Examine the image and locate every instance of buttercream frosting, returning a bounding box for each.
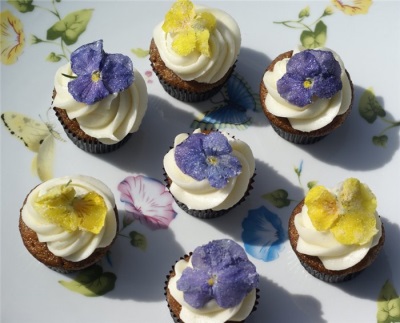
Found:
[263,46,352,132]
[21,175,117,262]
[53,63,148,145]
[163,129,255,211]
[169,257,257,322]
[294,185,382,271]
[153,6,241,84]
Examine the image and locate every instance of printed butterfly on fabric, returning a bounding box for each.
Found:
[1,111,64,181]
[191,73,259,130]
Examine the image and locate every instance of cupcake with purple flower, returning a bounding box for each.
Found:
[260,46,353,144]
[163,129,255,218]
[165,239,260,322]
[53,40,148,153]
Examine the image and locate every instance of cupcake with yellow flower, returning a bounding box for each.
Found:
[288,178,385,283]
[149,0,241,102]
[19,175,118,273]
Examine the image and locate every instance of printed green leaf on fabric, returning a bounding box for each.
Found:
[262,189,291,208]
[59,265,116,297]
[300,21,327,49]
[7,0,34,13]
[359,87,385,124]
[377,280,400,323]
[46,52,62,62]
[47,9,93,45]
[130,230,147,251]
[131,48,149,58]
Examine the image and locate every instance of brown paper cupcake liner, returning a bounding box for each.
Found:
[164,172,255,219]
[54,107,132,153]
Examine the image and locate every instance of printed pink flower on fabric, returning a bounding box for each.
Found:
[118,175,177,230]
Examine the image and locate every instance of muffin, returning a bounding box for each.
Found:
[260,47,353,144]
[149,0,241,102]
[19,175,118,273]
[165,239,259,322]
[288,178,385,283]
[53,39,148,153]
[163,129,255,219]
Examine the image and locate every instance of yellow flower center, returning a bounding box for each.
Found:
[91,70,101,82]
[207,156,219,165]
[303,79,313,89]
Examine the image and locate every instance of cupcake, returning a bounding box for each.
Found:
[165,239,259,322]
[149,0,241,102]
[53,39,148,153]
[260,47,353,144]
[288,178,385,283]
[163,129,255,219]
[19,175,118,273]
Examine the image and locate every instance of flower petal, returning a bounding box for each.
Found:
[286,50,321,79]
[70,40,103,75]
[68,74,110,105]
[241,206,286,262]
[117,175,177,230]
[277,74,313,107]
[101,53,134,93]
[203,132,232,156]
[175,133,208,181]
[177,267,213,309]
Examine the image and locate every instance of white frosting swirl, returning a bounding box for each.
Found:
[294,191,382,271]
[153,6,241,83]
[163,129,255,211]
[263,47,352,132]
[21,175,117,262]
[53,63,148,145]
[169,258,256,322]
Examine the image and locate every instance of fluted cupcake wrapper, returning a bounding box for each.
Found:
[164,172,256,219]
[54,107,132,154]
[164,254,260,323]
[298,260,362,283]
[149,56,236,103]
[157,76,225,103]
[269,122,326,144]
[62,127,132,154]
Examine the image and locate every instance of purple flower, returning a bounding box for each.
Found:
[174,132,242,189]
[177,239,259,309]
[68,40,134,105]
[277,50,342,107]
[117,175,177,230]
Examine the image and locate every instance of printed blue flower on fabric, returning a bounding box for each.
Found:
[242,206,286,262]
[177,239,259,309]
[174,132,242,189]
[277,50,342,107]
[68,40,134,105]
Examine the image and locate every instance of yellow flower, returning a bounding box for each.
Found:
[162,0,216,57]
[331,0,372,15]
[0,10,25,65]
[306,178,378,246]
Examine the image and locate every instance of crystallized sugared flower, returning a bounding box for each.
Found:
[162,0,216,57]
[277,49,342,107]
[177,239,259,309]
[174,132,242,189]
[34,182,107,234]
[68,40,134,105]
[305,178,378,245]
